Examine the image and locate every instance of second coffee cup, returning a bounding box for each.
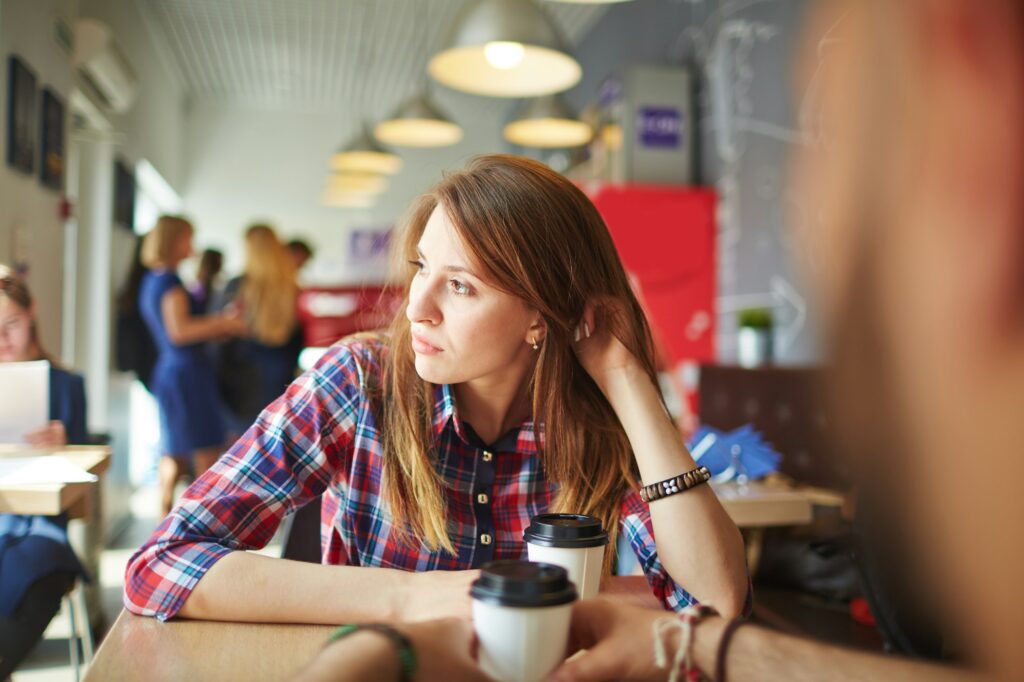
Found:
[523,513,609,600]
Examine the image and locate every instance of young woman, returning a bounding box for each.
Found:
[0,266,88,678]
[125,156,747,624]
[217,224,300,432]
[138,216,247,516]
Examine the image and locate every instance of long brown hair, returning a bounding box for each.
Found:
[381,154,660,572]
[0,264,55,363]
[240,224,298,346]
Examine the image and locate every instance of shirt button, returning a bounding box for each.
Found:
[480,533,493,545]
[477,493,489,504]
[482,451,493,462]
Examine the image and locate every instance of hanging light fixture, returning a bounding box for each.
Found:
[321,186,377,209]
[503,94,592,148]
[428,0,581,98]
[546,0,634,3]
[375,94,463,147]
[325,172,389,195]
[331,126,404,175]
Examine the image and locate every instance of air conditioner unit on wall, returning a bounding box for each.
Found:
[73,18,138,114]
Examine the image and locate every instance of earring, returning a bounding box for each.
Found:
[531,337,539,351]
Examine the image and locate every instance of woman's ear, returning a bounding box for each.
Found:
[525,314,547,345]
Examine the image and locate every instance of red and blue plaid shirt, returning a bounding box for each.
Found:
[124,336,698,620]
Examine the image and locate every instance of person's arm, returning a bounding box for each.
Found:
[575,302,748,618]
[547,600,984,682]
[160,286,244,345]
[291,618,493,682]
[123,342,478,624]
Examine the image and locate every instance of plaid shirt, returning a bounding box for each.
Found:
[124,336,698,620]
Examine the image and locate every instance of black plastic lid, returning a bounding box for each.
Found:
[523,513,610,549]
[470,561,577,608]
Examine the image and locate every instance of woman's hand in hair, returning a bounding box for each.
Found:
[573,297,645,392]
[401,569,480,621]
[24,420,68,448]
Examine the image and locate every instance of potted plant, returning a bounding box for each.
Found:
[737,307,774,368]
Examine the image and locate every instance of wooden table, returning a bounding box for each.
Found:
[86,576,658,682]
[0,445,112,517]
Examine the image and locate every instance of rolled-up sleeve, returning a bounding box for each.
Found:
[619,490,699,612]
[123,343,367,620]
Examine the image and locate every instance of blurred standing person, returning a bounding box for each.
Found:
[219,224,300,433]
[189,248,224,314]
[0,265,88,678]
[139,216,247,516]
[285,238,314,273]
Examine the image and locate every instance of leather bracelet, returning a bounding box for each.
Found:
[639,466,711,503]
[714,617,746,682]
[328,623,417,682]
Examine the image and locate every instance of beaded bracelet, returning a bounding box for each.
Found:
[639,466,711,503]
[327,623,417,682]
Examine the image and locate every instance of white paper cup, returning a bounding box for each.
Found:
[471,561,577,682]
[523,514,609,600]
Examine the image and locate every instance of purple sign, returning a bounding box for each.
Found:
[637,107,682,148]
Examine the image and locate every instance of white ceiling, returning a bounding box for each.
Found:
[139,0,609,113]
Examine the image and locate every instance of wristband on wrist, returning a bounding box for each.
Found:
[653,604,719,682]
[639,466,711,503]
[327,623,417,682]
[714,617,746,682]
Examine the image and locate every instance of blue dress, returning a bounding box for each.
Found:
[139,270,226,456]
[0,366,88,616]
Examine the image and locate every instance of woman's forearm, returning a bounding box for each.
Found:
[598,366,748,617]
[178,551,409,623]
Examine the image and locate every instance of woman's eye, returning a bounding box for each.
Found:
[449,279,471,296]
[408,259,425,272]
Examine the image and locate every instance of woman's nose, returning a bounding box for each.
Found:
[406,277,441,326]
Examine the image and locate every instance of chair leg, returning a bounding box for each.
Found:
[71,583,95,662]
[63,595,81,682]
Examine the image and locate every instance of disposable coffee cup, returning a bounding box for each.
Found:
[471,560,577,682]
[523,513,609,600]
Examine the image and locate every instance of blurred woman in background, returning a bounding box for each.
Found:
[0,265,88,678]
[138,216,247,516]
[217,224,300,433]
[189,248,224,314]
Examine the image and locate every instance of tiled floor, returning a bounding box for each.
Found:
[11,484,283,681]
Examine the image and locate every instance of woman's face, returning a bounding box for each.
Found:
[174,230,195,264]
[406,206,540,388]
[0,297,33,362]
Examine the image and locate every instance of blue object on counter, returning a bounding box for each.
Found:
[688,424,781,482]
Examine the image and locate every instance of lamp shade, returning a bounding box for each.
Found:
[428,0,581,97]
[546,0,634,3]
[322,185,377,209]
[374,94,464,148]
[503,94,592,148]
[331,127,403,175]
[325,172,388,195]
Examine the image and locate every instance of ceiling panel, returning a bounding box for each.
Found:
[140,0,609,114]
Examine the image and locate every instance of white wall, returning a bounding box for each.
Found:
[0,0,75,357]
[182,95,517,285]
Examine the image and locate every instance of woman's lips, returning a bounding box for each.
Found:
[411,333,442,355]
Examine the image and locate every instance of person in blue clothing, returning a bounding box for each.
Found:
[138,216,248,516]
[0,265,89,678]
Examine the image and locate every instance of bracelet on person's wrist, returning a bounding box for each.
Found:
[639,466,711,503]
[714,617,746,682]
[653,604,719,682]
[327,623,417,682]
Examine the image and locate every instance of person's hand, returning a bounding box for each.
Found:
[572,297,645,391]
[24,420,68,448]
[402,569,480,621]
[544,599,676,682]
[402,618,495,682]
[220,309,250,338]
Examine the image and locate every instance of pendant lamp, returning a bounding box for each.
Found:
[429,0,581,98]
[503,94,592,148]
[325,172,389,195]
[330,126,403,175]
[374,94,464,148]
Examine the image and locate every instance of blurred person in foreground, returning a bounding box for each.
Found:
[286,238,314,272]
[295,0,1024,680]
[0,266,88,678]
[138,216,248,516]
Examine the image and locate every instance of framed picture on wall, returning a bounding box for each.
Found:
[5,55,37,175]
[39,88,65,190]
[113,159,136,230]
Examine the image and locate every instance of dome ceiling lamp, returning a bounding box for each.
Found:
[428,0,582,98]
[325,172,389,195]
[503,94,592,148]
[330,126,404,175]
